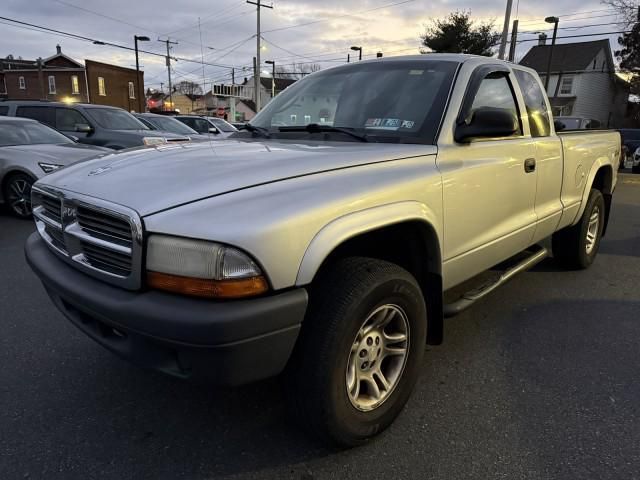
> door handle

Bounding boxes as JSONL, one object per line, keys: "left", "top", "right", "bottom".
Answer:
{"left": 524, "top": 158, "right": 536, "bottom": 173}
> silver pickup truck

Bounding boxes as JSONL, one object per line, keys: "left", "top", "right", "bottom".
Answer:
{"left": 25, "top": 54, "right": 619, "bottom": 446}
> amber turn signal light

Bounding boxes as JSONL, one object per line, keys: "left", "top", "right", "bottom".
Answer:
{"left": 147, "top": 271, "right": 269, "bottom": 299}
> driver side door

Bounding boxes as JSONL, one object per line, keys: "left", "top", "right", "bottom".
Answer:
{"left": 438, "top": 67, "right": 538, "bottom": 289}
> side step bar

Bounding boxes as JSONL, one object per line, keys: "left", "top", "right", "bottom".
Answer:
{"left": 443, "top": 247, "right": 549, "bottom": 318}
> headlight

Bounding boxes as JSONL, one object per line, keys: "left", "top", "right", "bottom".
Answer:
{"left": 142, "top": 137, "right": 167, "bottom": 146}
{"left": 145, "top": 234, "right": 269, "bottom": 299}
{"left": 38, "top": 162, "right": 63, "bottom": 173}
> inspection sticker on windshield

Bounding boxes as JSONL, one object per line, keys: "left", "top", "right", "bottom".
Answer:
{"left": 365, "top": 118, "right": 414, "bottom": 130}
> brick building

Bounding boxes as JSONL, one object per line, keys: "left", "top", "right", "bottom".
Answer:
{"left": 0, "top": 46, "right": 88, "bottom": 102}
{"left": 85, "top": 60, "right": 144, "bottom": 112}
{"left": 1, "top": 45, "right": 145, "bottom": 112}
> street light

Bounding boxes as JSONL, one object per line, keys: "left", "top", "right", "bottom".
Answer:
{"left": 543, "top": 16, "right": 559, "bottom": 92}
{"left": 350, "top": 46, "right": 362, "bottom": 61}
{"left": 265, "top": 60, "right": 276, "bottom": 98}
{"left": 134, "top": 35, "right": 150, "bottom": 112}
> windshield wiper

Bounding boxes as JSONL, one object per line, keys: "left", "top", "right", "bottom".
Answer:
{"left": 278, "top": 124, "right": 370, "bottom": 142}
{"left": 242, "top": 123, "right": 271, "bottom": 138}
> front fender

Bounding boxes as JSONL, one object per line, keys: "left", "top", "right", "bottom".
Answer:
{"left": 296, "top": 201, "right": 442, "bottom": 285}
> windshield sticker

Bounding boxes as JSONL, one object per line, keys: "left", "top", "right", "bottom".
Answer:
{"left": 409, "top": 70, "right": 424, "bottom": 75}
{"left": 365, "top": 118, "right": 411, "bottom": 131}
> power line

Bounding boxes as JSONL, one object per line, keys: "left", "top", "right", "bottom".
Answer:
{"left": 262, "top": 0, "right": 416, "bottom": 34}
{"left": 161, "top": 2, "right": 246, "bottom": 37}
{"left": 0, "top": 16, "right": 236, "bottom": 69}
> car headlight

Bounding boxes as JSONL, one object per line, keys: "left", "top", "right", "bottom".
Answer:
{"left": 145, "top": 234, "right": 269, "bottom": 299}
{"left": 142, "top": 137, "right": 167, "bottom": 146}
{"left": 38, "top": 162, "right": 63, "bottom": 173}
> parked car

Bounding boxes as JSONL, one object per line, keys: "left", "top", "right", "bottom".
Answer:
{"left": 555, "top": 116, "right": 602, "bottom": 130}
{"left": 174, "top": 115, "right": 238, "bottom": 138}
{"left": 0, "top": 117, "right": 109, "bottom": 218}
{"left": 2, "top": 101, "right": 189, "bottom": 150}
{"left": 134, "top": 113, "right": 214, "bottom": 142}
{"left": 25, "top": 54, "right": 619, "bottom": 446}
{"left": 631, "top": 147, "right": 640, "bottom": 173}
{"left": 617, "top": 129, "right": 640, "bottom": 169}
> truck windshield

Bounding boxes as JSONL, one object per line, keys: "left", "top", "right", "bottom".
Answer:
{"left": 250, "top": 60, "right": 458, "bottom": 144}
{"left": 86, "top": 108, "right": 149, "bottom": 130}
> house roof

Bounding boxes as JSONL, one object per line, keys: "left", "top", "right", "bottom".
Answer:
{"left": 239, "top": 99, "right": 256, "bottom": 112}
{"left": 42, "top": 53, "right": 84, "bottom": 68}
{"left": 519, "top": 40, "right": 612, "bottom": 73}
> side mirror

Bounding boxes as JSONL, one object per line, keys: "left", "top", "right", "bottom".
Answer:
{"left": 455, "top": 107, "right": 518, "bottom": 143}
{"left": 208, "top": 126, "right": 220, "bottom": 134}
{"left": 75, "top": 123, "right": 93, "bottom": 133}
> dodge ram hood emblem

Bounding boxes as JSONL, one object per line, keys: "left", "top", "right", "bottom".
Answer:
{"left": 88, "top": 165, "right": 112, "bottom": 176}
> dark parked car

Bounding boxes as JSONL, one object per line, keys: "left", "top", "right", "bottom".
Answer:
{"left": 134, "top": 113, "right": 214, "bottom": 141}
{"left": 174, "top": 115, "right": 238, "bottom": 138}
{"left": 2, "top": 101, "right": 188, "bottom": 150}
{"left": 0, "top": 117, "right": 109, "bottom": 218}
{"left": 618, "top": 129, "right": 640, "bottom": 169}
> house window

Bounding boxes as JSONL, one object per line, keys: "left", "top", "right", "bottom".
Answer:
{"left": 48, "top": 76, "right": 56, "bottom": 94}
{"left": 98, "top": 77, "right": 106, "bottom": 96}
{"left": 18, "top": 76, "right": 26, "bottom": 90}
{"left": 128, "top": 81, "right": 135, "bottom": 99}
{"left": 71, "top": 75, "right": 80, "bottom": 95}
{"left": 559, "top": 76, "right": 574, "bottom": 95}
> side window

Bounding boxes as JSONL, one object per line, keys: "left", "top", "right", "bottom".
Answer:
{"left": 56, "top": 108, "right": 89, "bottom": 131}
{"left": 0, "top": 106, "right": 8, "bottom": 116}
{"left": 514, "top": 70, "right": 551, "bottom": 137}
{"left": 197, "top": 119, "right": 211, "bottom": 132}
{"left": 469, "top": 73, "right": 522, "bottom": 137}
{"left": 15, "top": 106, "right": 55, "bottom": 127}
{"left": 179, "top": 118, "right": 194, "bottom": 128}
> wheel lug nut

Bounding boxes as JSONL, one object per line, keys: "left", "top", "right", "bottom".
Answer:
{"left": 359, "top": 349, "right": 367, "bottom": 358}
{"left": 361, "top": 361, "right": 368, "bottom": 369}
{"left": 375, "top": 337, "right": 380, "bottom": 345}
{"left": 366, "top": 337, "right": 373, "bottom": 346}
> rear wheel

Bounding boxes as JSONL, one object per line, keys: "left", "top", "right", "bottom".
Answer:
{"left": 285, "top": 257, "right": 427, "bottom": 447}
{"left": 3, "top": 173, "right": 35, "bottom": 219}
{"left": 552, "top": 188, "right": 605, "bottom": 269}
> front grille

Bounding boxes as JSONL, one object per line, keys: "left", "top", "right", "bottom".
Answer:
{"left": 32, "top": 186, "right": 142, "bottom": 290}
{"left": 81, "top": 241, "right": 132, "bottom": 276}
{"left": 45, "top": 225, "right": 66, "bottom": 252}
{"left": 40, "top": 193, "right": 62, "bottom": 224}
{"left": 76, "top": 206, "right": 132, "bottom": 247}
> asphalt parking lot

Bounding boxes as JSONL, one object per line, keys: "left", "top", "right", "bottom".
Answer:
{"left": 1, "top": 174, "right": 639, "bottom": 480}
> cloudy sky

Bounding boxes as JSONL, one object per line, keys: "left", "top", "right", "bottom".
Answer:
{"left": 1, "top": 0, "right": 628, "bottom": 91}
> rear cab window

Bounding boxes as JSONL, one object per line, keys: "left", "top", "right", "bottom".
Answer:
{"left": 513, "top": 69, "right": 551, "bottom": 137}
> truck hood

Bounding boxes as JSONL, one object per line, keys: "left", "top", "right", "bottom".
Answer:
{"left": 37, "top": 139, "right": 437, "bottom": 216}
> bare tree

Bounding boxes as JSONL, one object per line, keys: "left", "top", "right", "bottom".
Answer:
{"left": 275, "top": 62, "right": 321, "bottom": 79}
{"left": 175, "top": 80, "right": 203, "bottom": 96}
{"left": 602, "top": 0, "right": 638, "bottom": 27}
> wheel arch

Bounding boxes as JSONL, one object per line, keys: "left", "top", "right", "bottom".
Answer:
{"left": 296, "top": 202, "right": 444, "bottom": 345}
{"left": 577, "top": 163, "right": 614, "bottom": 236}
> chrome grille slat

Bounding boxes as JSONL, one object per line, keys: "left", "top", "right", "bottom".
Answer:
{"left": 31, "top": 186, "right": 143, "bottom": 290}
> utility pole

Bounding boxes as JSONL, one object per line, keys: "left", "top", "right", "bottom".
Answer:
{"left": 498, "top": 0, "right": 513, "bottom": 60}
{"left": 230, "top": 67, "right": 236, "bottom": 123}
{"left": 544, "top": 16, "right": 559, "bottom": 92}
{"left": 159, "top": 38, "right": 178, "bottom": 111}
{"left": 507, "top": 19, "right": 519, "bottom": 62}
{"left": 247, "top": 0, "right": 273, "bottom": 113}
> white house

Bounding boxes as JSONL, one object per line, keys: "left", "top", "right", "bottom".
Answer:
{"left": 519, "top": 39, "right": 629, "bottom": 127}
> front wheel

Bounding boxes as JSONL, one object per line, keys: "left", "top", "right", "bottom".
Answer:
{"left": 552, "top": 188, "right": 605, "bottom": 269}
{"left": 3, "top": 173, "right": 35, "bottom": 219}
{"left": 285, "top": 257, "right": 427, "bottom": 447}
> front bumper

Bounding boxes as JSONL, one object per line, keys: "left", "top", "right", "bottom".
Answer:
{"left": 25, "top": 233, "right": 308, "bottom": 385}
